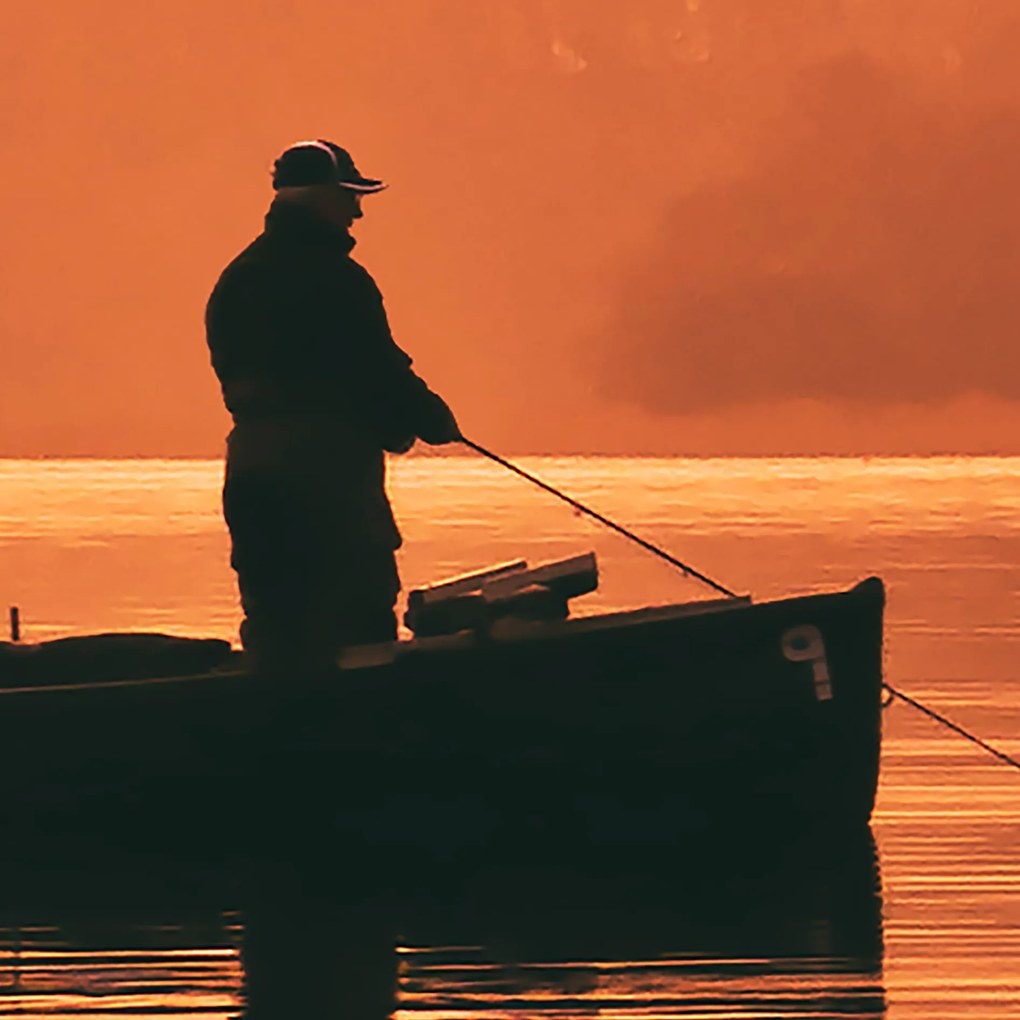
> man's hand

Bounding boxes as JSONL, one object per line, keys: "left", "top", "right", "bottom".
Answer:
{"left": 435, "top": 404, "right": 462, "bottom": 444}
{"left": 382, "top": 433, "right": 416, "bottom": 454}
{"left": 419, "top": 397, "right": 462, "bottom": 445}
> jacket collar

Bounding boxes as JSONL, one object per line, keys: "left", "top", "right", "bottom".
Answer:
{"left": 263, "top": 198, "right": 356, "bottom": 253}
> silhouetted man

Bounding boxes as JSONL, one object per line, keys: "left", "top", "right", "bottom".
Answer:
{"left": 206, "top": 140, "right": 460, "bottom": 668}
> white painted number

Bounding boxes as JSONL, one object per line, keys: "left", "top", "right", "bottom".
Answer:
{"left": 781, "top": 625, "right": 833, "bottom": 701}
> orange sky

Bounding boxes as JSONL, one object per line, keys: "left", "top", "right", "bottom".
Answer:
{"left": 3, "top": 0, "right": 1020, "bottom": 456}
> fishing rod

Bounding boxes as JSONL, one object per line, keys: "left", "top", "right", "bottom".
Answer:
{"left": 460, "top": 436, "right": 1020, "bottom": 775}
{"left": 459, "top": 438, "right": 738, "bottom": 599}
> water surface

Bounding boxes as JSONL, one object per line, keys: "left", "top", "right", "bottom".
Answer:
{"left": 0, "top": 455, "right": 1017, "bottom": 1017}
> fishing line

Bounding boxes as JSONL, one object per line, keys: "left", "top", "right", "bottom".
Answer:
{"left": 461, "top": 437, "right": 1020, "bottom": 775}
{"left": 882, "top": 683, "right": 1020, "bottom": 772}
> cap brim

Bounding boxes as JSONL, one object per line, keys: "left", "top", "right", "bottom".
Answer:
{"left": 339, "top": 178, "right": 387, "bottom": 193}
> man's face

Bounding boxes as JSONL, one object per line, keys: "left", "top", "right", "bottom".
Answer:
{"left": 331, "top": 187, "right": 363, "bottom": 229}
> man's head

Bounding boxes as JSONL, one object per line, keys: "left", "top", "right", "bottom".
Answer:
{"left": 271, "top": 140, "right": 386, "bottom": 230}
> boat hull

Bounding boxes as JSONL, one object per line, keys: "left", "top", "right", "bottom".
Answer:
{"left": 0, "top": 578, "right": 884, "bottom": 856}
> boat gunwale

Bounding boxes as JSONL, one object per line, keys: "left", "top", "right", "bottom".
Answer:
{"left": 0, "top": 578, "right": 882, "bottom": 697}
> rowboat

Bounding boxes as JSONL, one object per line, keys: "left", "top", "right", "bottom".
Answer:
{"left": 0, "top": 556, "right": 884, "bottom": 858}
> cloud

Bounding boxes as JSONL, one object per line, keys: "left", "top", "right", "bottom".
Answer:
{"left": 596, "top": 51, "right": 1020, "bottom": 414}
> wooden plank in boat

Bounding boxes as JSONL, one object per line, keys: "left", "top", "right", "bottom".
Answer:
{"left": 482, "top": 552, "right": 598, "bottom": 602}
{"left": 403, "top": 593, "right": 487, "bottom": 638}
{"left": 407, "top": 559, "right": 528, "bottom": 609}
{"left": 404, "top": 583, "right": 568, "bottom": 638}
{"left": 484, "top": 583, "right": 569, "bottom": 622}
{"left": 405, "top": 554, "right": 597, "bottom": 637}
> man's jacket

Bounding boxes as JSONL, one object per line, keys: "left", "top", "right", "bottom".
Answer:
{"left": 206, "top": 199, "right": 453, "bottom": 549}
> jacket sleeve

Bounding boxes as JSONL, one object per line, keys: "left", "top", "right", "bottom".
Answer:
{"left": 322, "top": 262, "right": 457, "bottom": 449}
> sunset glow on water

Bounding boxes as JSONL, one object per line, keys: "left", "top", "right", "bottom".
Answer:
{"left": 0, "top": 455, "right": 1017, "bottom": 1016}
{"left": 6, "top": 0, "right": 1020, "bottom": 1014}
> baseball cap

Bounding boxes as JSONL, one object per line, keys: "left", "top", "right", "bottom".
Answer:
{"left": 271, "top": 140, "right": 387, "bottom": 192}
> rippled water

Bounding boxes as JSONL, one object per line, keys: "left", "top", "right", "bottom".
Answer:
{"left": 0, "top": 454, "right": 1018, "bottom": 1017}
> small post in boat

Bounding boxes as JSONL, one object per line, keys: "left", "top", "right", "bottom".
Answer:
{"left": 9, "top": 606, "right": 20, "bottom": 643}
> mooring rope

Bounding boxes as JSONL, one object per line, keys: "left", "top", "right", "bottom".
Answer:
{"left": 462, "top": 437, "right": 1020, "bottom": 774}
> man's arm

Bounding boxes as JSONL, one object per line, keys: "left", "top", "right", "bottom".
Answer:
{"left": 323, "top": 262, "right": 461, "bottom": 448}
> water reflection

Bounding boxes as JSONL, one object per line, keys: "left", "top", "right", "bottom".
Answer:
{"left": 385, "top": 833, "right": 887, "bottom": 1018}
{"left": 240, "top": 860, "right": 399, "bottom": 1019}
{"left": 0, "top": 828, "right": 883, "bottom": 1017}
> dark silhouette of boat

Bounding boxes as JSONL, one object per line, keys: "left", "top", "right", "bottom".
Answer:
{"left": 0, "top": 563, "right": 884, "bottom": 857}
